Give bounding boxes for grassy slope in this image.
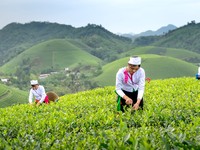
[0,78,199,149]
[94,54,197,86]
[121,46,200,62]
[0,84,28,108]
[0,39,102,74]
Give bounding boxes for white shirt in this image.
[116,67,145,100]
[198,67,200,75]
[29,85,46,103]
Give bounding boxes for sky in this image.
[0,0,200,34]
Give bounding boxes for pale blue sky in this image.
[0,0,199,33]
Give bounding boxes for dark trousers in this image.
[118,90,143,112]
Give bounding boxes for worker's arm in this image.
[133,69,145,110]
[28,89,33,104]
[39,86,46,104]
[116,69,132,105]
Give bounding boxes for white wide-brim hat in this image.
[30,80,38,85]
[128,56,141,65]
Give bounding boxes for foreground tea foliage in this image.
[0,77,199,149]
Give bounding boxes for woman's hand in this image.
[123,95,133,105]
[36,102,41,106]
[133,103,139,110]
[133,99,141,110]
[126,98,133,105]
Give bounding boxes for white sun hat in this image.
[128,56,141,65]
[30,80,39,85]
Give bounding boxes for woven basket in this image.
[46,91,59,102]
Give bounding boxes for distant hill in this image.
[133,21,200,54]
[0,22,131,66]
[94,54,197,86]
[137,24,177,36]
[121,24,177,39]
[0,39,102,74]
[0,83,27,108]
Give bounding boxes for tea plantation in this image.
[0,77,199,149]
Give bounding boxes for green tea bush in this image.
[0,77,199,149]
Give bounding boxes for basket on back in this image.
[46,91,59,102]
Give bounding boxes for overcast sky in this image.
[0,0,199,34]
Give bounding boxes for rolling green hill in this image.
[0,84,28,108]
[0,22,131,66]
[121,46,200,63]
[0,78,199,149]
[94,54,197,86]
[0,39,102,74]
